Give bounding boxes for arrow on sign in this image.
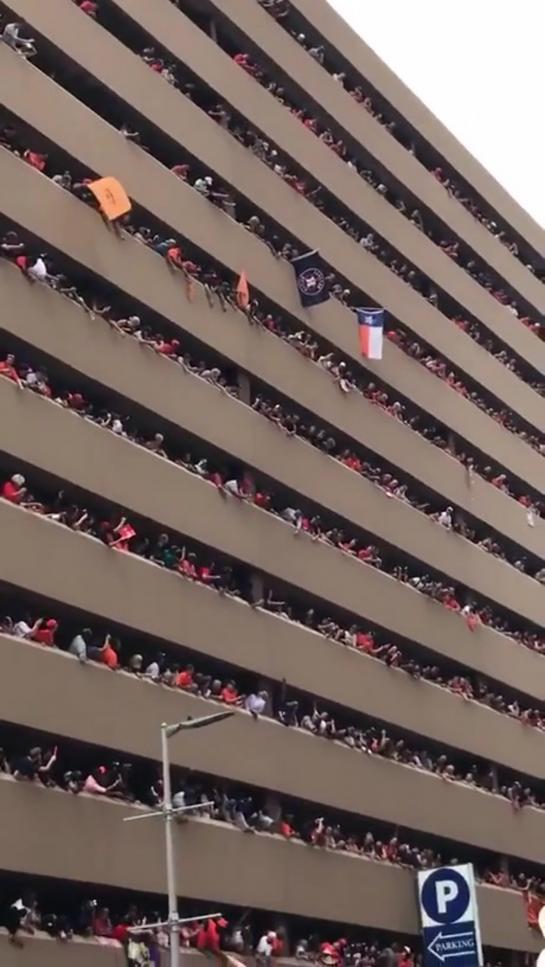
[428,931,476,962]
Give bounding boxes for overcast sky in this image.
[327,0,544,230]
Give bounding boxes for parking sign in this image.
[417,865,483,967]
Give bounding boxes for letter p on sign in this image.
[436,880,459,915]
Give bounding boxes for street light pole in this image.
[161,721,181,967]
[160,711,235,967]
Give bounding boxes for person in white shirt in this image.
[194,175,212,195]
[360,232,375,250]
[172,788,186,810]
[26,256,48,283]
[437,507,453,528]
[13,616,41,638]
[2,22,37,57]
[223,478,243,498]
[244,691,268,718]
[69,628,92,662]
[256,932,277,965]
[144,653,166,681]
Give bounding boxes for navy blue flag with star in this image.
[291,250,330,308]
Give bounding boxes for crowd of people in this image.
[1,375,543,654]
[257,0,544,290]
[135,26,545,406]
[2,103,543,486]
[1,325,543,663]
[0,210,542,523]
[226,41,542,334]
[4,881,431,967]
[217,13,543,338]
[1,332,543,598]
[2,877,527,967]
[2,8,544,964]
[6,4,544,432]
[1,572,544,734]
[5,887,287,962]
[3,726,545,922]
[2,599,545,814]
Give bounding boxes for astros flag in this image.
[291,249,330,309]
[356,307,385,359]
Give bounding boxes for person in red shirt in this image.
[357,545,378,563]
[111,922,129,943]
[279,817,295,838]
[319,942,341,966]
[171,163,190,180]
[166,244,184,268]
[465,611,481,632]
[176,664,194,690]
[207,469,224,489]
[196,918,227,953]
[385,836,399,862]
[65,392,87,411]
[198,563,221,586]
[178,551,198,579]
[153,338,180,357]
[100,635,119,669]
[253,491,271,510]
[92,908,113,937]
[285,174,306,194]
[31,618,58,647]
[386,329,401,344]
[354,630,375,653]
[221,680,240,705]
[271,933,284,956]
[0,354,22,386]
[233,53,257,76]
[23,150,47,172]
[181,259,200,278]
[78,0,99,16]
[108,519,136,551]
[491,473,507,489]
[2,474,27,504]
[398,947,414,967]
[441,591,461,612]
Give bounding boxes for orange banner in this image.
[235,271,250,309]
[524,890,544,928]
[88,176,132,221]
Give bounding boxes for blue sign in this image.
[421,869,471,924]
[418,865,483,967]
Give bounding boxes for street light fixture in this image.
[123,711,235,967]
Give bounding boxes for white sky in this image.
[327,0,545,231]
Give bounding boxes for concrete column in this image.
[489,764,499,794]
[257,676,274,715]
[237,371,251,406]
[242,469,256,497]
[250,572,264,604]
[265,791,282,822]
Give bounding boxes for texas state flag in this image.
[356,307,384,359]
